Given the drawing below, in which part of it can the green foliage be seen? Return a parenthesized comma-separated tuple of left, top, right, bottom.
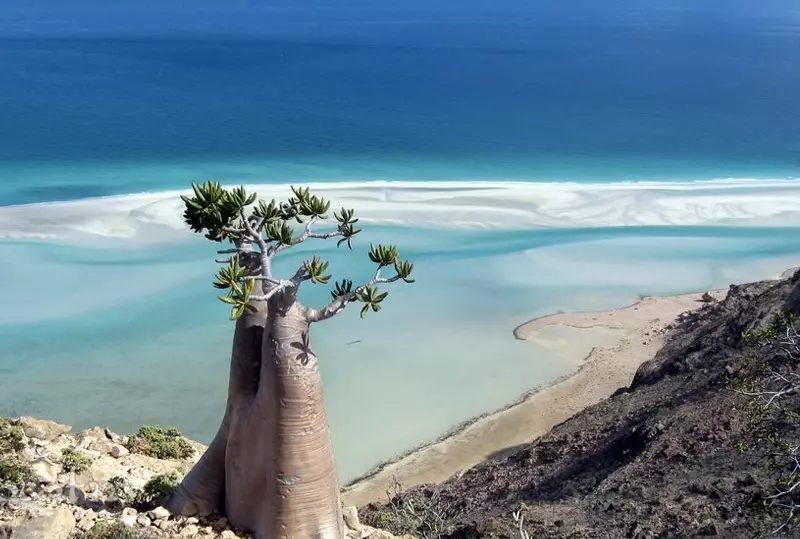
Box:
(740, 310, 799, 346)
(103, 476, 138, 506)
(61, 446, 92, 473)
(0, 418, 24, 455)
(181, 182, 255, 243)
(125, 426, 195, 460)
(182, 182, 415, 320)
(133, 472, 180, 510)
(356, 285, 390, 319)
(72, 520, 155, 539)
(305, 255, 331, 284)
(0, 455, 32, 485)
(370, 510, 399, 528)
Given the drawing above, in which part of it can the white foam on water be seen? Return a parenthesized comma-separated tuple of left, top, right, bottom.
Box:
(1, 178, 800, 244)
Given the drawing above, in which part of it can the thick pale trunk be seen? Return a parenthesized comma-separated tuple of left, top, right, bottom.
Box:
(166, 302, 266, 516)
(167, 298, 344, 539)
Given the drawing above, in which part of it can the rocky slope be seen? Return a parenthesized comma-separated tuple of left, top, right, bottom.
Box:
(0, 418, 403, 539)
(361, 271, 800, 538)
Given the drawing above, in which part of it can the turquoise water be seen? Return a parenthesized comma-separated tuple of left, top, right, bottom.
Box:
(1, 0, 800, 482)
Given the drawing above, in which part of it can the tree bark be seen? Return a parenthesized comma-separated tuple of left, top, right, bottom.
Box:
(167, 296, 344, 539)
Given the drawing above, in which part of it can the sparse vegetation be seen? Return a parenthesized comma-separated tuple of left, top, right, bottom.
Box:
(0, 418, 24, 455)
(102, 472, 180, 511)
(71, 520, 155, 539)
(125, 426, 194, 460)
(364, 477, 450, 539)
(61, 446, 92, 473)
(729, 309, 800, 532)
(134, 472, 180, 510)
(0, 455, 32, 485)
(103, 475, 139, 506)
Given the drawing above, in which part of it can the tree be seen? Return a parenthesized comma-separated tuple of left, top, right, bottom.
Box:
(165, 182, 415, 539)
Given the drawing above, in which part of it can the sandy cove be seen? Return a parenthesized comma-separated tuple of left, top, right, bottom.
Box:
(341, 288, 726, 507)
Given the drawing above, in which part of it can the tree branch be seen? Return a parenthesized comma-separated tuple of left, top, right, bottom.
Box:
(240, 211, 266, 253)
(270, 216, 343, 256)
(306, 268, 402, 322)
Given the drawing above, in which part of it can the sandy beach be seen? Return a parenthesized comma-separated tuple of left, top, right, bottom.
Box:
(341, 288, 726, 507)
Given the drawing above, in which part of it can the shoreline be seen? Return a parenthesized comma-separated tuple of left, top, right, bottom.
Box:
(340, 286, 737, 507)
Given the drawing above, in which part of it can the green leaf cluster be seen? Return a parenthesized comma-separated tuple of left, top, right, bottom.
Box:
(306, 256, 331, 284)
(181, 183, 256, 242)
(356, 285, 389, 319)
(369, 244, 415, 283)
(346, 244, 415, 319)
(214, 257, 258, 320)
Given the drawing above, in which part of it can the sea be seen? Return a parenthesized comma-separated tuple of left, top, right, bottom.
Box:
(1, 0, 799, 483)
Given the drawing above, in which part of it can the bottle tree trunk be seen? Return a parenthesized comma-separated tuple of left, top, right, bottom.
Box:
(166, 295, 344, 539)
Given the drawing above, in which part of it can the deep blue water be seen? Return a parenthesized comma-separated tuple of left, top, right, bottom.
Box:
(1, 1, 800, 205)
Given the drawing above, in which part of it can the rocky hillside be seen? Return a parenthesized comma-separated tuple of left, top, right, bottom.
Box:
(361, 271, 800, 539)
(0, 419, 402, 539)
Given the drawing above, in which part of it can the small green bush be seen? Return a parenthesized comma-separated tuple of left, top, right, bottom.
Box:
(370, 510, 399, 528)
(71, 520, 155, 539)
(0, 418, 24, 455)
(0, 455, 32, 485)
(103, 476, 138, 506)
(134, 472, 180, 510)
(125, 426, 195, 460)
(61, 446, 92, 473)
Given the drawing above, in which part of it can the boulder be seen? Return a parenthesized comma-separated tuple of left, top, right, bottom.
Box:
(343, 505, 361, 530)
(29, 459, 59, 485)
(11, 506, 76, 539)
(60, 484, 86, 506)
(149, 506, 171, 520)
(16, 417, 70, 442)
(110, 444, 130, 458)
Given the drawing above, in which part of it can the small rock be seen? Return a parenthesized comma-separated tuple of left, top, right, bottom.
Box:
(220, 531, 239, 539)
(137, 514, 152, 527)
(180, 523, 199, 536)
(186, 516, 199, 525)
(214, 517, 229, 530)
(149, 506, 171, 520)
(158, 519, 174, 531)
(110, 444, 130, 458)
(122, 507, 139, 517)
(60, 484, 86, 506)
(104, 498, 124, 512)
(343, 505, 361, 531)
(120, 513, 138, 527)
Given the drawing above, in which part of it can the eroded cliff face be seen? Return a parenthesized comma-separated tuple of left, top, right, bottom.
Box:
(362, 271, 800, 539)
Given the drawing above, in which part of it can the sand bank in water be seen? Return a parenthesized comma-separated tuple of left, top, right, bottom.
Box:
(341, 289, 723, 507)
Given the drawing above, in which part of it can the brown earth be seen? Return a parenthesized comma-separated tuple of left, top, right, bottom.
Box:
(361, 270, 800, 539)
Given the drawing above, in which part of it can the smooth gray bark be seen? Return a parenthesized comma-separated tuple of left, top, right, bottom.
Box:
(166, 294, 344, 539)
